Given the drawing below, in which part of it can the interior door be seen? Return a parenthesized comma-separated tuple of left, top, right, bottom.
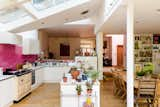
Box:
(117, 45, 124, 66)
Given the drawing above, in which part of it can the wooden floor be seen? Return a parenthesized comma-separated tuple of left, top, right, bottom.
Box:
(11, 80, 126, 107)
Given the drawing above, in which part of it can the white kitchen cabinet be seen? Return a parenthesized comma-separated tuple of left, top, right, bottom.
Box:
(43, 67, 71, 83)
(0, 31, 22, 46)
(0, 77, 15, 107)
(32, 68, 44, 90)
(36, 68, 43, 86)
(75, 56, 97, 70)
(22, 38, 40, 54)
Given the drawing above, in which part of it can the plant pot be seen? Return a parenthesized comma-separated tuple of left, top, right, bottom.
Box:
(144, 74, 151, 80)
(92, 79, 96, 83)
(63, 77, 67, 82)
(77, 78, 81, 82)
(87, 89, 92, 94)
(71, 70, 80, 80)
(77, 91, 81, 96)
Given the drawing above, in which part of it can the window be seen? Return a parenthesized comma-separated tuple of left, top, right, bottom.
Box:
(0, 7, 29, 24)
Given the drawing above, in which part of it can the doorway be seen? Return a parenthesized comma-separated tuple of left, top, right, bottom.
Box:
(117, 45, 124, 66)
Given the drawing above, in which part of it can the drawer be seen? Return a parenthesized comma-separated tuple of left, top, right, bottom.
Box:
(18, 76, 25, 85)
(18, 73, 31, 85)
(24, 83, 31, 92)
(18, 85, 25, 96)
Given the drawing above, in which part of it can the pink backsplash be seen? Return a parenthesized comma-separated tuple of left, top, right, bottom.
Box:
(0, 44, 38, 71)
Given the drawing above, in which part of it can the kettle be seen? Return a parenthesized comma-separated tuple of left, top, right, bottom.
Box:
(0, 67, 3, 76)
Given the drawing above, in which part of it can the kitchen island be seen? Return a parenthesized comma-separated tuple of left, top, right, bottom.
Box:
(60, 81, 100, 107)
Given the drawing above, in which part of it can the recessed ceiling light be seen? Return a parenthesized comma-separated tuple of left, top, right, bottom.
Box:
(65, 18, 69, 21)
(41, 22, 45, 24)
(110, 3, 113, 6)
(156, 9, 160, 12)
(135, 21, 139, 24)
(81, 10, 89, 15)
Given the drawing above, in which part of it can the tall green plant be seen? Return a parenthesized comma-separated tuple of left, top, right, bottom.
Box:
(85, 70, 99, 80)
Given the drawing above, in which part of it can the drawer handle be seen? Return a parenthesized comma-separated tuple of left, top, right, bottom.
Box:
(21, 79, 24, 82)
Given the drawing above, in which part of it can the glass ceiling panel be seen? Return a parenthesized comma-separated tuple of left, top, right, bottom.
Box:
(0, 7, 29, 24)
(31, 0, 71, 11)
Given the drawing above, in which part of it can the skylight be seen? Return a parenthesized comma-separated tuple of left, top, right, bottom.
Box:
(0, 0, 90, 32)
(31, 0, 71, 11)
(0, 7, 29, 24)
(32, 0, 53, 10)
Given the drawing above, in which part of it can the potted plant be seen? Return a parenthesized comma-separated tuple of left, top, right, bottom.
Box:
(86, 81, 93, 94)
(90, 71, 99, 82)
(70, 67, 80, 80)
(76, 84, 82, 95)
(143, 63, 154, 79)
(136, 70, 145, 77)
(63, 73, 67, 82)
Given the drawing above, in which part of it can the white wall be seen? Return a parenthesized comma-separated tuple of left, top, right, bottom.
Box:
(17, 30, 38, 40)
(107, 34, 124, 66)
(0, 31, 22, 46)
(93, 0, 122, 33)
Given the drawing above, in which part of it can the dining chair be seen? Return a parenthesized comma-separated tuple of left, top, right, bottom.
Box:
(154, 80, 160, 107)
(135, 79, 157, 107)
(119, 77, 126, 101)
(113, 74, 120, 96)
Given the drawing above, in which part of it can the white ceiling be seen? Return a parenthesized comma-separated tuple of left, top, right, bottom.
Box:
(42, 24, 95, 38)
(10, 0, 101, 33)
(100, 0, 160, 34)
(4, 0, 160, 34)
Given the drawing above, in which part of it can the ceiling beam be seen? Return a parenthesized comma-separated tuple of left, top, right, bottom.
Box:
(20, 5, 38, 19)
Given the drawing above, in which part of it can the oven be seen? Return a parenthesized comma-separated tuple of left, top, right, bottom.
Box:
(31, 70, 35, 85)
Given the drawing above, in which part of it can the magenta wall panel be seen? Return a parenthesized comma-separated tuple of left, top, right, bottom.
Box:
(0, 44, 38, 71)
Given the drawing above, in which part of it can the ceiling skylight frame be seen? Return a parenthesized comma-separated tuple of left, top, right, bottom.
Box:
(0, 0, 91, 32)
(0, 6, 31, 24)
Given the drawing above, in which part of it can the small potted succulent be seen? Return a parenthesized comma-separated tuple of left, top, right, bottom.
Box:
(63, 73, 67, 82)
(76, 84, 82, 95)
(86, 81, 93, 94)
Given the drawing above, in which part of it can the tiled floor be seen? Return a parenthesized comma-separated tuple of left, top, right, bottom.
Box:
(11, 80, 125, 107)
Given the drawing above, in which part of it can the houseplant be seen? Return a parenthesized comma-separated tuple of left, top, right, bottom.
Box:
(143, 63, 154, 79)
(86, 81, 93, 94)
(70, 66, 80, 80)
(90, 71, 99, 82)
(136, 63, 154, 78)
(85, 70, 99, 80)
(63, 73, 67, 82)
(76, 84, 82, 95)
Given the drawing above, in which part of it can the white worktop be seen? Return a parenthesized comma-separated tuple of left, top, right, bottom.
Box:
(0, 75, 15, 81)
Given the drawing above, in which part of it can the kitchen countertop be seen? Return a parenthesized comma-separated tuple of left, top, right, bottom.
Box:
(0, 75, 15, 81)
(31, 65, 72, 70)
(31, 66, 45, 70)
